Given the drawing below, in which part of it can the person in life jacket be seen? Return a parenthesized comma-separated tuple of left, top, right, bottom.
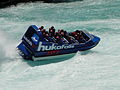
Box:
(39, 26, 44, 31)
(48, 26, 57, 42)
(60, 29, 77, 44)
(43, 31, 55, 42)
(68, 30, 81, 43)
(78, 34, 86, 43)
(74, 31, 86, 43)
(59, 30, 69, 43)
(49, 26, 55, 37)
(70, 30, 79, 37)
(54, 32, 64, 44)
(41, 29, 46, 36)
(58, 29, 61, 33)
(60, 29, 65, 36)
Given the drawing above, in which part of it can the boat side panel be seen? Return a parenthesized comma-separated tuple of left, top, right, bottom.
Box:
(17, 42, 32, 59)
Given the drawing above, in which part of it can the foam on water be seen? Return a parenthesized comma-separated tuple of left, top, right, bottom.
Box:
(0, 0, 120, 90)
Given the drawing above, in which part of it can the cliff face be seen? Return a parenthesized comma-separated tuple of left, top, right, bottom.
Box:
(0, 0, 83, 8)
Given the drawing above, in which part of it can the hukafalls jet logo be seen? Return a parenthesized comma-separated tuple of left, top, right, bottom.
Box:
(37, 42, 74, 51)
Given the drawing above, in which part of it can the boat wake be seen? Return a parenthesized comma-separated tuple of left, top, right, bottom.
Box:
(0, 31, 18, 63)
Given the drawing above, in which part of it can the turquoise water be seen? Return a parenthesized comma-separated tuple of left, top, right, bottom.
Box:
(0, 0, 120, 90)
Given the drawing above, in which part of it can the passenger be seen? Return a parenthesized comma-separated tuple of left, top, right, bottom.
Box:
(78, 34, 86, 43)
(49, 26, 55, 37)
(69, 36, 79, 43)
(76, 30, 80, 35)
(54, 33, 62, 43)
(54, 32, 66, 44)
(60, 29, 65, 36)
(74, 34, 79, 40)
(49, 26, 55, 31)
(63, 36, 77, 44)
(58, 29, 61, 34)
(39, 26, 44, 31)
(44, 31, 49, 37)
(69, 30, 86, 43)
(41, 29, 46, 35)
(70, 31, 77, 37)
(59, 30, 70, 43)
(74, 34, 86, 43)
(63, 36, 73, 44)
(44, 31, 54, 42)
(70, 30, 81, 37)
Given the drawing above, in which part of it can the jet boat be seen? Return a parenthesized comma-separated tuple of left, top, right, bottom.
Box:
(17, 25, 100, 61)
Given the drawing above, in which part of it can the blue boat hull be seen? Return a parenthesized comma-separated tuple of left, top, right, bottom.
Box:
(17, 25, 100, 61)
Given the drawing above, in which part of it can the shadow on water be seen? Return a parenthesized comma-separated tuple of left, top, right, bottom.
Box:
(25, 53, 76, 67)
(23, 50, 98, 67)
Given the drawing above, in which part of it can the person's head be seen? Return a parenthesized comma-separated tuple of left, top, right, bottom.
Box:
(51, 26, 54, 29)
(60, 29, 64, 32)
(60, 29, 64, 35)
(75, 34, 77, 37)
(39, 26, 44, 30)
(41, 29, 46, 33)
(56, 34, 61, 40)
(42, 32, 46, 36)
(50, 29, 53, 33)
(76, 30, 80, 34)
(70, 37, 72, 40)
(58, 29, 61, 33)
(45, 32, 49, 37)
(74, 34, 78, 39)
(76, 30, 79, 32)
(56, 35, 60, 39)
(61, 31, 64, 36)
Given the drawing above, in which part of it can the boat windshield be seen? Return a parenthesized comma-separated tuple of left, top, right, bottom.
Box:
(83, 30, 94, 40)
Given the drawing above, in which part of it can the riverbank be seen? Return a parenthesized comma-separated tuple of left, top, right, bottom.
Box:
(0, 0, 83, 8)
